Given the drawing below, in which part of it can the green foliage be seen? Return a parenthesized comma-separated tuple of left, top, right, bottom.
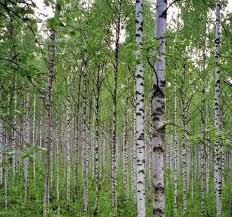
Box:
(1, 161, 232, 217)
(0, 0, 232, 216)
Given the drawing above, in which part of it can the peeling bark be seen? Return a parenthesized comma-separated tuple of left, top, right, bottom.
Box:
(152, 0, 167, 216)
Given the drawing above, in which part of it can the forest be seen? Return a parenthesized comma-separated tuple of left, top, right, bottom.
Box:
(0, 0, 232, 216)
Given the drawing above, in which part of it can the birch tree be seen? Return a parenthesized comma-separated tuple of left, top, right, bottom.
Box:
(135, 0, 146, 215)
(152, 0, 167, 216)
(111, 2, 122, 213)
(66, 72, 71, 204)
(181, 64, 188, 213)
(43, 28, 56, 217)
(94, 66, 103, 216)
(123, 79, 129, 196)
(23, 93, 30, 200)
(200, 42, 207, 216)
(82, 57, 89, 215)
(214, 0, 223, 216)
(173, 69, 178, 213)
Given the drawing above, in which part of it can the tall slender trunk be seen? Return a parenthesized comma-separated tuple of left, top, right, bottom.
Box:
(173, 70, 178, 212)
(50, 125, 54, 188)
(152, 0, 167, 216)
(135, 0, 146, 214)
(200, 43, 207, 216)
(94, 69, 101, 216)
(32, 94, 36, 181)
(39, 111, 43, 160)
(74, 72, 82, 199)
(43, 28, 56, 217)
(0, 91, 3, 186)
(3, 131, 8, 210)
(214, 0, 222, 216)
(182, 64, 187, 213)
(112, 13, 120, 215)
(66, 72, 71, 204)
(89, 115, 95, 178)
(9, 18, 17, 185)
(191, 147, 195, 199)
(82, 58, 88, 215)
(3, 165, 8, 210)
(56, 111, 60, 215)
(123, 80, 129, 197)
(206, 123, 210, 193)
(1, 100, 7, 208)
(23, 93, 30, 200)
(87, 95, 92, 177)
(12, 79, 17, 184)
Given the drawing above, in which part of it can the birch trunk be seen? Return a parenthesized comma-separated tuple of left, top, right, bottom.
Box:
(23, 93, 30, 200)
(94, 69, 101, 216)
(39, 115, 42, 160)
(66, 73, 71, 204)
(74, 72, 82, 199)
(123, 80, 129, 197)
(135, 0, 146, 214)
(2, 123, 7, 209)
(12, 82, 17, 184)
(32, 94, 36, 182)
(152, 0, 167, 216)
(206, 130, 210, 193)
(200, 45, 207, 216)
(43, 28, 56, 217)
(112, 14, 120, 215)
(56, 112, 60, 215)
(3, 132, 8, 210)
(182, 64, 187, 213)
(173, 70, 178, 212)
(82, 58, 89, 215)
(214, 0, 223, 216)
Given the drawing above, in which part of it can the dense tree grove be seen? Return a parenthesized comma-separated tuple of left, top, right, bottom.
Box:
(1, 0, 232, 216)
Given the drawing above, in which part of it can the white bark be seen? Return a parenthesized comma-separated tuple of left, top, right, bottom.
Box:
(3, 134, 8, 210)
(182, 65, 187, 213)
(214, 1, 222, 216)
(66, 73, 71, 204)
(200, 43, 207, 215)
(12, 85, 17, 184)
(111, 14, 120, 215)
(43, 28, 56, 217)
(82, 58, 88, 215)
(173, 70, 178, 212)
(135, 0, 146, 215)
(206, 134, 210, 193)
(123, 81, 129, 196)
(94, 69, 101, 216)
(152, 0, 167, 216)
(32, 94, 36, 181)
(23, 93, 30, 199)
